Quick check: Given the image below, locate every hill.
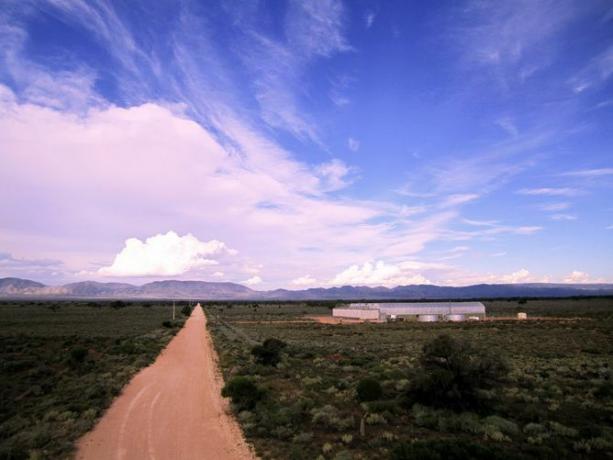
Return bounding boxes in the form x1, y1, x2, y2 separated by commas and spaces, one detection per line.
1, 277, 613, 300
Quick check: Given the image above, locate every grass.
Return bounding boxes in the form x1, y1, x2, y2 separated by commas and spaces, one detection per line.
206, 299, 613, 459
0, 300, 185, 460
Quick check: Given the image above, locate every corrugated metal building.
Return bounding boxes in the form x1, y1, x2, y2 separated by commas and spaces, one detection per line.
333, 302, 486, 322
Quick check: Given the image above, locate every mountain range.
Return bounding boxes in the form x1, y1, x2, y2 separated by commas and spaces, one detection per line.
1, 277, 613, 300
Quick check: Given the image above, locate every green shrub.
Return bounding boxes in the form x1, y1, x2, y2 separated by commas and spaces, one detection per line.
70, 346, 88, 364
406, 334, 509, 411
391, 438, 516, 460
251, 338, 287, 366
181, 305, 192, 317
221, 377, 263, 410
356, 378, 383, 402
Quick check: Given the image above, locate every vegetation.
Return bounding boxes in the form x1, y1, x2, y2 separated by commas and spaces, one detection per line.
222, 376, 264, 410
206, 298, 613, 459
407, 334, 509, 411
251, 338, 287, 366
0, 300, 184, 459
356, 378, 383, 402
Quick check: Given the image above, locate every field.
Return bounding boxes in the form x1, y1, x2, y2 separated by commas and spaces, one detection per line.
0, 300, 186, 460
206, 299, 613, 459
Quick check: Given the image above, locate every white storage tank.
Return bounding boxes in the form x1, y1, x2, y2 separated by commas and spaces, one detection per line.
446, 314, 466, 322
517, 312, 527, 320
417, 314, 440, 322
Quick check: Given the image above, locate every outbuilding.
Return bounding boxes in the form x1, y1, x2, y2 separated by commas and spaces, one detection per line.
332, 302, 486, 322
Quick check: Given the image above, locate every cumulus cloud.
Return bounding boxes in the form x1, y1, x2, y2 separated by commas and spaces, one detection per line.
98, 231, 233, 277
291, 275, 317, 286
500, 268, 532, 283
330, 261, 432, 287
243, 275, 262, 286
564, 271, 590, 283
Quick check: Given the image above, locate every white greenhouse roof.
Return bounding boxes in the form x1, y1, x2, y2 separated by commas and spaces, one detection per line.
348, 302, 485, 315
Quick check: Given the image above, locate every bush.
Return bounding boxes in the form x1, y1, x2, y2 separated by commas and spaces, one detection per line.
110, 300, 126, 309
70, 346, 88, 364
181, 305, 192, 317
391, 439, 519, 460
251, 338, 287, 366
406, 334, 509, 411
356, 378, 383, 402
221, 377, 263, 410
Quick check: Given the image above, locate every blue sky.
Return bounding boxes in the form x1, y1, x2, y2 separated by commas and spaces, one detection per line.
0, 0, 612, 288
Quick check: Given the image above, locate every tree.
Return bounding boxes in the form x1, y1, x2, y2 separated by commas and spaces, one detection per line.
251, 338, 287, 366
181, 304, 192, 317
406, 334, 509, 411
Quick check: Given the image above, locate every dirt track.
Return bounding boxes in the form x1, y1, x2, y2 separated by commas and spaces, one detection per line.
77, 305, 255, 460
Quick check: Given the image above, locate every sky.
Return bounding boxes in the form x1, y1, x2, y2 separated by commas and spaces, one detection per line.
0, 0, 612, 289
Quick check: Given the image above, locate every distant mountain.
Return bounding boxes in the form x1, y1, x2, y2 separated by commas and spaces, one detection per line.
0, 277, 46, 295
1, 277, 613, 300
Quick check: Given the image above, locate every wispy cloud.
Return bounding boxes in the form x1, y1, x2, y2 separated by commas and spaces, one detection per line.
452, 0, 578, 83
347, 137, 360, 152
560, 168, 613, 177
570, 44, 613, 93
364, 10, 377, 29
540, 202, 570, 211
517, 187, 582, 197
550, 214, 577, 221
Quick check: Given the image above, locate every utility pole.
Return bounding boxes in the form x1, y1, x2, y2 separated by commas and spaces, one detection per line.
173, 300, 176, 321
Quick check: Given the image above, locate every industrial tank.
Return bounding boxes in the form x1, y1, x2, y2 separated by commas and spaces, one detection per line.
417, 314, 439, 322
446, 314, 466, 322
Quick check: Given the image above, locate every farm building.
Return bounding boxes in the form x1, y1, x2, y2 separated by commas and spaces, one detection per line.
332, 302, 486, 322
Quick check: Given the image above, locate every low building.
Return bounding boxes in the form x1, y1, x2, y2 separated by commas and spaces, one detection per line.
332, 302, 486, 322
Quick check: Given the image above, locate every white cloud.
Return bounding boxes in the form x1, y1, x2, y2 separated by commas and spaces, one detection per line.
500, 268, 532, 283
212, 271, 224, 278
291, 275, 317, 286
316, 159, 354, 191
98, 231, 232, 277
243, 275, 262, 286
517, 187, 581, 197
540, 202, 570, 212
570, 44, 613, 93
330, 260, 432, 287
550, 214, 576, 221
441, 194, 480, 207
495, 117, 518, 137
365, 11, 377, 29
347, 137, 360, 152
564, 271, 591, 283
560, 168, 613, 177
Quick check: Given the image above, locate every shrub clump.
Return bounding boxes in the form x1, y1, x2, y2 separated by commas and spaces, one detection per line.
221, 376, 263, 410
406, 334, 509, 411
70, 346, 88, 364
356, 378, 383, 402
251, 338, 287, 366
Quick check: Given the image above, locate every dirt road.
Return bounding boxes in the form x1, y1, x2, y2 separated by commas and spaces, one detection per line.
77, 305, 255, 460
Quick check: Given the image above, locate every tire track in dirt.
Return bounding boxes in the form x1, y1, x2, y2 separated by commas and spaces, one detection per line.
77, 305, 255, 460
